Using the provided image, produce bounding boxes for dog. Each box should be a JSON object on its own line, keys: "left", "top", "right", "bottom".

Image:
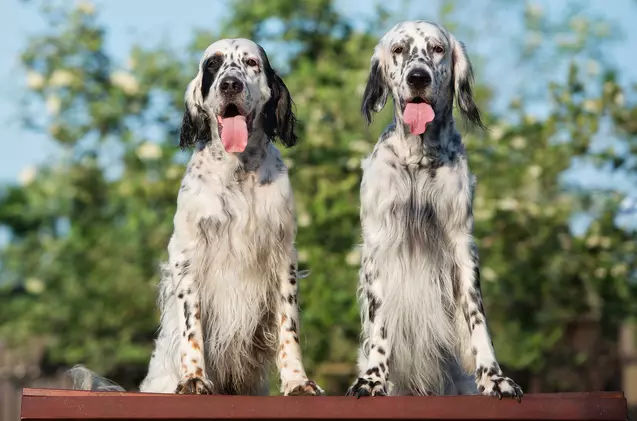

{"left": 70, "top": 38, "right": 323, "bottom": 397}
{"left": 346, "top": 21, "right": 523, "bottom": 400}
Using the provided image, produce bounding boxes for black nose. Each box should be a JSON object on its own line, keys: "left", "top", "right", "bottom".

{"left": 406, "top": 69, "right": 432, "bottom": 88}
{"left": 219, "top": 76, "right": 244, "bottom": 95}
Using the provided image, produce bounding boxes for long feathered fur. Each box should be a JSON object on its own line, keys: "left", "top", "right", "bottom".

{"left": 347, "top": 21, "right": 522, "bottom": 400}
{"left": 68, "top": 38, "right": 322, "bottom": 397}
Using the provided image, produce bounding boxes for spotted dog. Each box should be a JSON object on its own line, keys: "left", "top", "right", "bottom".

{"left": 346, "top": 21, "right": 522, "bottom": 401}
{"left": 69, "top": 38, "right": 322, "bottom": 397}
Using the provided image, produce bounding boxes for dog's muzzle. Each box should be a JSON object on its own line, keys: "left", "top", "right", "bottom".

{"left": 219, "top": 76, "right": 244, "bottom": 97}
{"left": 406, "top": 68, "right": 432, "bottom": 90}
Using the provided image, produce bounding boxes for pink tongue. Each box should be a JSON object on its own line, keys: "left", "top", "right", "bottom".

{"left": 220, "top": 115, "right": 248, "bottom": 153}
{"left": 404, "top": 103, "right": 435, "bottom": 135}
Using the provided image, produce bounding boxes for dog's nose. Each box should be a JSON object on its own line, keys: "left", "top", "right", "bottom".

{"left": 406, "top": 69, "right": 432, "bottom": 88}
{"left": 219, "top": 76, "right": 244, "bottom": 95}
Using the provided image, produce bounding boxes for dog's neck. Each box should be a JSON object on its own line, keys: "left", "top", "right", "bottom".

{"left": 199, "top": 127, "right": 270, "bottom": 174}
{"left": 237, "top": 129, "right": 270, "bottom": 173}
{"left": 389, "top": 102, "right": 462, "bottom": 165}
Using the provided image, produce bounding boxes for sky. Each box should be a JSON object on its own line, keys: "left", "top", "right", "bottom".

{"left": 0, "top": 0, "right": 636, "bottom": 222}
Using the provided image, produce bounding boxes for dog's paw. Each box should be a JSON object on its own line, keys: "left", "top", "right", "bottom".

{"left": 175, "top": 377, "right": 214, "bottom": 395}
{"left": 346, "top": 377, "right": 387, "bottom": 398}
{"left": 284, "top": 379, "right": 325, "bottom": 396}
{"left": 478, "top": 374, "right": 523, "bottom": 402}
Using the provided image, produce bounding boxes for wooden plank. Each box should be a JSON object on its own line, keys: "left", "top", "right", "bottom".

{"left": 21, "top": 388, "right": 628, "bottom": 421}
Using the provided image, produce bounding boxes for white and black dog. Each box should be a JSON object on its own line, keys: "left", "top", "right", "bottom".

{"left": 346, "top": 21, "right": 523, "bottom": 400}
{"left": 71, "top": 38, "right": 323, "bottom": 397}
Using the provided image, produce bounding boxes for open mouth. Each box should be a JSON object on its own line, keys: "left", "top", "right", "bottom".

{"left": 403, "top": 97, "right": 435, "bottom": 136}
{"left": 216, "top": 103, "right": 253, "bottom": 153}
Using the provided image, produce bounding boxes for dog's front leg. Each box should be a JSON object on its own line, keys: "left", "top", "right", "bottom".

{"left": 455, "top": 239, "right": 522, "bottom": 401}
{"left": 277, "top": 257, "right": 324, "bottom": 396}
{"left": 347, "top": 254, "right": 390, "bottom": 397}
{"left": 169, "top": 235, "right": 214, "bottom": 395}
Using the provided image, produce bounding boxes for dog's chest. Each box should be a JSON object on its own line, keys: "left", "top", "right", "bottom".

{"left": 362, "top": 153, "right": 472, "bottom": 254}
{"left": 206, "top": 179, "right": 289, "bottom": 240}
{"left": 177, "top": 155, "right": 293, "bottom": 266}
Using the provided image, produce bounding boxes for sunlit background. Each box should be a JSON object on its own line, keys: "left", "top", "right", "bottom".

{"left": 1, "top": 0, "right": 636, "bottom": 420}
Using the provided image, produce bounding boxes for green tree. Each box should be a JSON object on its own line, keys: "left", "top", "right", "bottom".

{"left": 1, "top": 0, "right": 636, "bottom": 396}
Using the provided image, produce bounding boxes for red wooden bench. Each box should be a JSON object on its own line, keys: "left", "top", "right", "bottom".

{"left": 21, "top": 388, "right": 628, "bottom": 421}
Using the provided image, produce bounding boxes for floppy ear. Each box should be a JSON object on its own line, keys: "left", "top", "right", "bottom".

{"left": 451, "top": 37, "right": 485, "bottom": 130}
{"left": 361, "top": 56, "right": 389, "bottom": 125}
{"left": 260, "top": 47, "right": 298, "bottom": 147}
{"left": 179, "top": 80, "right": 211, "bottom": 149}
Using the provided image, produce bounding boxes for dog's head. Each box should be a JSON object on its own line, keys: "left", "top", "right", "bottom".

{"left": 179, "top": 38, "right": 297, "bottom": 152}
{"left": 361, "top": 20, "right": 484, "bottom": 135}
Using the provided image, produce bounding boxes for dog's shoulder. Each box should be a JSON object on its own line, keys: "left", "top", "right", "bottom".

{"left": 255, "top": 143, "right": 290, "bottom": 188}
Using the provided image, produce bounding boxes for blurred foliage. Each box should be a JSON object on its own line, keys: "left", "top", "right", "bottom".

{"left": 1, "top": 0, "right": 636, "bottom": 394}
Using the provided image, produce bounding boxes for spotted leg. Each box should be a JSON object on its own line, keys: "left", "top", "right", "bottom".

{"left": 347, "top": 254, "right": 389, "bottom": 398}
{"left": 455, "top": 239, "right": 522, "bottom": 401}
{"left": 169, "top": 235, "right": 214, "bottom": 395}
{"left": 277, "top": 258, "right": 324, "bottom": 396}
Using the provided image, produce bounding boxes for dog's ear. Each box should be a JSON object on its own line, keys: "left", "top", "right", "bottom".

{"left": 451, "top": 37, "right": 485, "bottom": 130}
{"left": 361, "top": 55, "right": 389, "bottom": 125}
{"left": 260, "top": 47, "right": 298, "bottom": 147}
{"left": 179, "top": 79, "right": 211, "bottom": 149}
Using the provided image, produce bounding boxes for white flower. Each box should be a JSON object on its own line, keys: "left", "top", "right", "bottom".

{"left": 26, "top": 71, "right": 45, "bottom": 90}
{"left": 25, "top": 277, "right": 45, "bottom": 294}
{"left": 49, "top": 70, "right": 74, "bottom": 87}
{"left": 527, "top": 3, "right": 543, "bottom": 18}
{"left": 586, "top": 235, "right": 600, "bottom": 248}
{"left": 489, "top": 124, "right": 505, "bottom": 141}
{"left": 77, "top": 0, "right": 95, "bottom": 15}
{"left": 611, "top": 264, "right": 627, "bottom": 277}
{"left": 349, "top": 140, "right": 371, "bottom": 154}
{"left": 498, "top": 197, "right": 519, "bottom": 211}
{"left": 166, "top": 165, "right": 181, "bottom": 179}
{"left": 346, "top": 248, "right": 361, "bottom": 266}
{"left": 569, "top": 16, "right": 588, "bottom": 33}
{"left": 527, "top": 203, "right": 540, "bottom": 216}
{"left": 18, "top": 166, "right": 37, "bottom": 186}
{"left": 528, "top": 165, "right": 542, "bottom": 178}
{"left": 110, "top": 70, "right": 139, "bottom": 95}
{"left": 593, "top": 22, "right": 610, "bottom": 37}
{"left": 511, "top": 136, "right": 526, "bottom": 150}
{"left": 482, "top": 267, "right": 497, "bottom": 282}
{"left": 298, "top": 212, "right": 311, "bottom": 227}
{"left": 473, "top": 208, "right": 494, "bottom": 221}
{"left": 346, "top": 157, "right": 359, "bottom": 170}
{"left": 555, "top": 33, "right": 575, "bottom": 47}
{"left": 136, "top": 142, "right": 162, "bottom": 160}
{"left": 46, "top": 95, "right": 62, "bottom": 116}
{"left": 582, "top": 99, "right": 599, "bottom": 113}
{"left": 594, "top": 267, "right": 607, "bottom": 279}
{"left": 614, "top": 92, "right": 624, "bottom": 107}
{"left": 586, "top": 60, "right": 600, "bottom": 76}
{"left": 525, "top": 32, "right": 543, "bottom": 50}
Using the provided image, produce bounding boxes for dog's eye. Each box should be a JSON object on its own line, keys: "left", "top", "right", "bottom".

{"left": 206, "top": 55, "right": 224, "bottom": 71}
{"left": 433, "top": 45, "right": 445, "bottom": 54}
{"left": 246, "top": 58, "right": 258, "bottom": 67}
{"left": 392, "top": 45, "right": 404, "bottom": 55}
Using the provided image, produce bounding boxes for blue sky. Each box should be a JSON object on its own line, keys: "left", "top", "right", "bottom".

{"left": 0, "top": 0, "right": 636, "bottom": 205}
